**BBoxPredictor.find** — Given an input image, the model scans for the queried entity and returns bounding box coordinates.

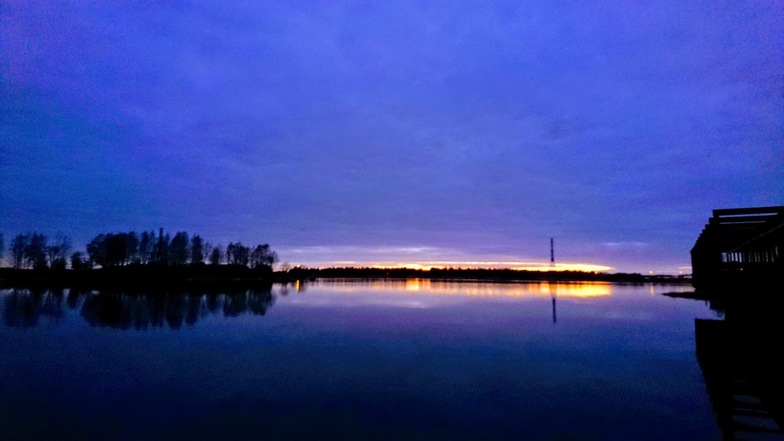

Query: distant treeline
[287,266,692,284]
[0,229,277,271]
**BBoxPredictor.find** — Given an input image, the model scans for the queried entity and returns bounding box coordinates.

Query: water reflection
[317,278,612,298]
[0,280,728,439]
[3,287,68,327]
[2,280,613,329]
[696,296,784,439]
[3,287,277,330]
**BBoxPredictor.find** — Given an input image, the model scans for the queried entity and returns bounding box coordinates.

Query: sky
[1,1,782,274]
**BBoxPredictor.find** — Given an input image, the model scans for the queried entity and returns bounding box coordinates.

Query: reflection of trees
[2,288,276,330]
[3,288,66,327]
[81,289,275,330]
[68,288,92,310]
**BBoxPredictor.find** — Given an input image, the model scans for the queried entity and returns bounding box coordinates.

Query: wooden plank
[710,215,778,225]
[713,206,784,217]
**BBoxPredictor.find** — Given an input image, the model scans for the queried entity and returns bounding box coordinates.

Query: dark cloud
[2,0,782,273]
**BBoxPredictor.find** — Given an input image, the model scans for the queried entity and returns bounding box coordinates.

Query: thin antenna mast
[550,237,557,323]
[550,238,555,267]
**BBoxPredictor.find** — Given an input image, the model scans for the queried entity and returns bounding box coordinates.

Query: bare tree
[153,228,170,265]
[202,242,214,264]
[27,233,48,269]
[125,232,139,264]
[138,230,155,264]
[11,233,29,269]
[46,234,72,269]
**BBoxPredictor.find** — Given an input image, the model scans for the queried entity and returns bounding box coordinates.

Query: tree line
[0,229,277,270]
[1,232,71,270]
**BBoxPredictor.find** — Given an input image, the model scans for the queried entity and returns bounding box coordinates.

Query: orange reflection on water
[405,279,427,291]
[530,282,612,298]
[321,279,612,299]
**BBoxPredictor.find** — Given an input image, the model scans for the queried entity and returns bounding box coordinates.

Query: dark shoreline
[0,265,286,291]
[289,266,693,285]
[0,266,692,290]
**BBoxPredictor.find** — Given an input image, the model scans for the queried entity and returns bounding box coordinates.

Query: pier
[691,206,783,292]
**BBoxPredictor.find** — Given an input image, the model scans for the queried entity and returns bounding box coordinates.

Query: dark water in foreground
[0,280,779,440]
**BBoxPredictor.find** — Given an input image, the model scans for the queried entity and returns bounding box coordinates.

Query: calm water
[0,280,776,440]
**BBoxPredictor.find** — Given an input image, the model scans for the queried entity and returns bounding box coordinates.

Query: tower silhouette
[550,238,555,267]
[550,238,557,323]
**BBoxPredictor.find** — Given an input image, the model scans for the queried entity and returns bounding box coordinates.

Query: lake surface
[0,280,779,440]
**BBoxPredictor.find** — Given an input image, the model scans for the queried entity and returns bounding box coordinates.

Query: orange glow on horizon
[319,278,612,299]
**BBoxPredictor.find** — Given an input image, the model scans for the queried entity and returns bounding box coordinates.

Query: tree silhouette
[226,242,250,266]
[70,251,87,270]
[86,234,107,267]
[27,233,48,269]
[138,230,155,264]
[190,235,204,264]
[202,241,214,264]
[169,231,189,266]
[209,245,223,265]
[46,234,72,268]
[105,233,129,266]
[251,244,278,269]
[125,232,139,264]
[154,228,170,265]
[5,228,279,273]
[11,233,29,269]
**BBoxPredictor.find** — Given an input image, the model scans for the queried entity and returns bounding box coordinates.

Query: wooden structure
[691,206,784,291]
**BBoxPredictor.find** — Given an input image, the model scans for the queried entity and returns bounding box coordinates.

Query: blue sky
[1,1,782,273]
